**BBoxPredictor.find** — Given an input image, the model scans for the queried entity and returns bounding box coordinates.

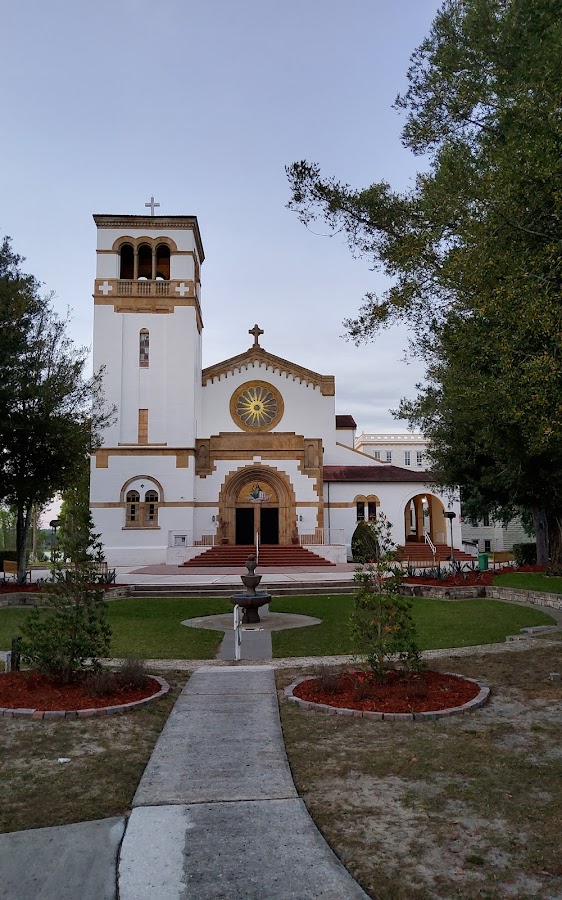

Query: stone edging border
[284,673,490,722]
[0,674,170,719]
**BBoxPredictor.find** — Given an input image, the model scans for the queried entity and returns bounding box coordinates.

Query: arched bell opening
[119,243,134,279]
[137,243,152,280]
[155,244,170,280]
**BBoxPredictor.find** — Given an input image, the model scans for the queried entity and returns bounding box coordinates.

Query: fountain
[230,553,271,624]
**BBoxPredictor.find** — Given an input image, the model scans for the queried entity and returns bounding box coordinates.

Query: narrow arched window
[126,490,140,525]
[120,244,134,279]
[139,329,149,368]
[145,490,159,525]
[155,244,170,280]
[138,243,152,279]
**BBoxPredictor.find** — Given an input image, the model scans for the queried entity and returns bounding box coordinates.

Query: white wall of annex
[324,481,462,555]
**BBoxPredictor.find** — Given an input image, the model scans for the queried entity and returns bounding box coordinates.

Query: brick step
[133,581,356,597]
[181,544,335,568]
[396,543,475,563]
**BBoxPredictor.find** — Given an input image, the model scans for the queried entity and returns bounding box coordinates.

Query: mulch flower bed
[293,669,481,714]
[404,564,544,588]
[0,671,162,711]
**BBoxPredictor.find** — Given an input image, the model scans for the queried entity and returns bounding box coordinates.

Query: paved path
[0,817,125,900]
[119,666,368,899]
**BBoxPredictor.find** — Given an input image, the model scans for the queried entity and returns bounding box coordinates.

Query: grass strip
[494,572,562,594]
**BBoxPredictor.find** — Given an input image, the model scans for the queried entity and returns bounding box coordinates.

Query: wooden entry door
[235,508,254,545]
[260,507,279,544]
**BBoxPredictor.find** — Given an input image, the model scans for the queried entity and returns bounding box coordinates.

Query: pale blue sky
[1,0,443,432]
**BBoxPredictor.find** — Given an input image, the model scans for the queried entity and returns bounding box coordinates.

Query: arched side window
[139,329,149,368]
[355,495,379,522]
[155,244,170,280]
[120,244,134,279]
[123,483,160,528]
[138,243,152,280]
[126,490,140,525]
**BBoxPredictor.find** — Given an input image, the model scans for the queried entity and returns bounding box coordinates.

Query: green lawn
[0,594,555,660]
[0,598,231,660]
[494,572,562,593]
[269,596,555,657]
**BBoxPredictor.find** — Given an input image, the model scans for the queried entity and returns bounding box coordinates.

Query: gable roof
[335,415,357,429]
[202,346,335,396]
[323,465,432,483]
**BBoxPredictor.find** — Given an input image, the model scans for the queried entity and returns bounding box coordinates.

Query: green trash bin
[478,552,489,571]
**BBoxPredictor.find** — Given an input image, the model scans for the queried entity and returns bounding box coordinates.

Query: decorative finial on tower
[145,195,160,216]
[249,324,264,348]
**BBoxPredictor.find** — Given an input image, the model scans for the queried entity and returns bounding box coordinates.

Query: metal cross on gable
[145,195,160,215]
[249,323,264,348]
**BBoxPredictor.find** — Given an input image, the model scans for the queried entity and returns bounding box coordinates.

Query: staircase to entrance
[396,542,475,564]
[181,544,336,568]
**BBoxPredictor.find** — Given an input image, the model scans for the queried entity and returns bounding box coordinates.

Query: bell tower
[92,209,204,446]
[90,205,205,565]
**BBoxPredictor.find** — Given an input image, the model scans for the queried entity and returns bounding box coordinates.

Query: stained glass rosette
[232,382,283,430]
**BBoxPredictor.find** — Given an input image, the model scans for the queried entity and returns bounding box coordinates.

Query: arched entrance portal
[404,494,446,544]
[219,467,296,546]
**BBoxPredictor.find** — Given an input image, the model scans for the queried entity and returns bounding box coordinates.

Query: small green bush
[19,565,111,683]
[351,521,379,562]
[512,542,537,566]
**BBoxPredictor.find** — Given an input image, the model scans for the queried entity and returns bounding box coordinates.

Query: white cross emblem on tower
[175,282,190,297]
[99,280,113,296]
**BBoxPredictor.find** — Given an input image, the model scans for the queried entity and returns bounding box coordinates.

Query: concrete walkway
[119,666,368,899]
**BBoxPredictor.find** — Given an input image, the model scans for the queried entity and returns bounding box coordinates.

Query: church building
[89,210,461,567]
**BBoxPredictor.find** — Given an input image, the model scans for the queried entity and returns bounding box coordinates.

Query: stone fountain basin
[181,611,322,633]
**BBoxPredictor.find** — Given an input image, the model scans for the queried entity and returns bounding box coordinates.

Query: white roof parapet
[355,433,428,443]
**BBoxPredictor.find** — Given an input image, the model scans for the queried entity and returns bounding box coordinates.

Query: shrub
[512,542,537,566]
[117,656,148,689]
[19,564,111,683]
[351,521,379,563]
[351,513,421,681]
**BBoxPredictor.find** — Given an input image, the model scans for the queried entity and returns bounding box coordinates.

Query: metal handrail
[424,530,436,560]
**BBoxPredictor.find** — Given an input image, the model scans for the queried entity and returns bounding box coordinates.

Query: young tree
[0,237,112,581]
[287,0,562,562]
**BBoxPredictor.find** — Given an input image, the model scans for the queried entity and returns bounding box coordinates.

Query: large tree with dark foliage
[287,0,562,563]
[0,236,112,581]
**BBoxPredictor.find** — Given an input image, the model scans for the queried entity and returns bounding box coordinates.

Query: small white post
[255,531,259,564]
[233,604,242,661]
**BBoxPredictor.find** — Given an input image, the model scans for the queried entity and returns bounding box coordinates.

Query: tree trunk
[15,502,32,584]
[547,511,562,566]
[531,507,549,566]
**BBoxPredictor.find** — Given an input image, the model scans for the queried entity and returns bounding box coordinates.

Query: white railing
[118,280,171,296]
[424,530,436,562]
[299,528,345,546]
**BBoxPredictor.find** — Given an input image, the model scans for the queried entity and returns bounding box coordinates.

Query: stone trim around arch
[218,464,298,545]
[110,235,179,254]
[119,475,165,503]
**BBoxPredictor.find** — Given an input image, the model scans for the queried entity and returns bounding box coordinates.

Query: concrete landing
[120,666,368,899]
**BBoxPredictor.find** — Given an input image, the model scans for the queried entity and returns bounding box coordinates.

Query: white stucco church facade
[89,211,461,567]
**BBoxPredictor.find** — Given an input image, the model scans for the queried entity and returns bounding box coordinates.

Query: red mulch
[294,669,480,713]
[0,671,161,710]
[404,564,544,587]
